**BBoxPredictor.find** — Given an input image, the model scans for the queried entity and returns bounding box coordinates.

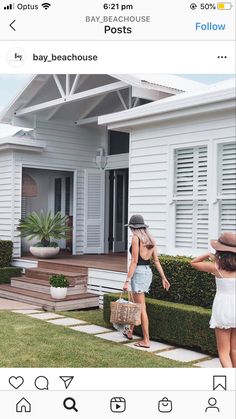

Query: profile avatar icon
[205,397,220,412]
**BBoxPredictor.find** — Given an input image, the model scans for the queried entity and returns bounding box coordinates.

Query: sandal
[134,342,150,348]
[123,331,133,340]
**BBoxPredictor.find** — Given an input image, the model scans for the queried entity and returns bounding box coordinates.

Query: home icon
[16,398,31,413]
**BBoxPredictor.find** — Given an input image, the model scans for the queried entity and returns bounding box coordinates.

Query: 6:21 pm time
[103,3,134,11]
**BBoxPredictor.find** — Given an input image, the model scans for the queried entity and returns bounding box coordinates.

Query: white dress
[210,276,236,329]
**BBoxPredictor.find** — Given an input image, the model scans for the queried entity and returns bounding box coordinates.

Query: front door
[109,169,128,252]
[49,173,73,250]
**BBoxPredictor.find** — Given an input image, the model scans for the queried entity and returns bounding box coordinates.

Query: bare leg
[132,292,150,346]
[230,328,236,368]
[215,328,233,368]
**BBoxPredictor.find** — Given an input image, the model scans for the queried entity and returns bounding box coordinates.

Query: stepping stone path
[125,341,173,352]
[11,309,42,315]
[70,324,111,334]
[11,309,221,367]
[195,358,221,368]
[48,318,87,326]
[157,348,208,363]
[28,313,64,320]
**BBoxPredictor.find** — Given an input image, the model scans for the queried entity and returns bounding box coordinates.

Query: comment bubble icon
[34,376,49,390]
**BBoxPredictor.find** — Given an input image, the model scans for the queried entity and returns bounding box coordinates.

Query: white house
[0,73,212,258]
[0,74,235,309]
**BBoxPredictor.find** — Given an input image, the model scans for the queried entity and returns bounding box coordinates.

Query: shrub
[0,240,13,268]
[104,293,217,356]
[0,267,22,284]
[150,255,216,308]
[49,274,69,288]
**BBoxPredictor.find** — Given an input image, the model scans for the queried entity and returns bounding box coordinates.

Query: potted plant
[49,274,69,299]
[18,211,71,258]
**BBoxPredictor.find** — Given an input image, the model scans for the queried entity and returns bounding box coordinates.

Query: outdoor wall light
[95,147,107,170]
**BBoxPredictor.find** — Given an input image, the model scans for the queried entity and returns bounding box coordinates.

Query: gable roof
[0,74,206,125]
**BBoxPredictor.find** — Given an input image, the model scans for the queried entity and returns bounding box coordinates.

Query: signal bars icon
[42,2,51,9]
[4,3,14,9]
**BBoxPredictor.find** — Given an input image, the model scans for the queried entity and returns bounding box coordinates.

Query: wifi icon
[42,2,51,9]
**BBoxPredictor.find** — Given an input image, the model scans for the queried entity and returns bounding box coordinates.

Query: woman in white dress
[190,232,236,368]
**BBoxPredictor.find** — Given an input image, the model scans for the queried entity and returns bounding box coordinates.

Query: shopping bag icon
[158,397,173,413]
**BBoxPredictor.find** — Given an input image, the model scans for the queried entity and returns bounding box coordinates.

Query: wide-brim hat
[210,232,236,253]
[124,214,149,229]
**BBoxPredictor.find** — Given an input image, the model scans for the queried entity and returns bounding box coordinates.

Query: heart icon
[9,376,24,389]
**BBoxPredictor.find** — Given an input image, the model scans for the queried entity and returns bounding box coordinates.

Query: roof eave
[98,85,236,129]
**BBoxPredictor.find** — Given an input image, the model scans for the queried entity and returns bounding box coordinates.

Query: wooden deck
[21,253,127,273]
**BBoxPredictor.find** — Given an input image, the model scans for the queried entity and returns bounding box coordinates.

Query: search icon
[63,397,78,412]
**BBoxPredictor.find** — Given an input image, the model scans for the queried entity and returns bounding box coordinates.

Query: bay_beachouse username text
[32,53,99,62]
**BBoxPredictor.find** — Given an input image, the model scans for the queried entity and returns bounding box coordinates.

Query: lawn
[0,311,192,368]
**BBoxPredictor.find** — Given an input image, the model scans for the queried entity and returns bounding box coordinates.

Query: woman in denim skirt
[123,214,170,348]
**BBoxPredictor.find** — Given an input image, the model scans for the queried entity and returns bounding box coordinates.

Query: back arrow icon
[10,20,16,31]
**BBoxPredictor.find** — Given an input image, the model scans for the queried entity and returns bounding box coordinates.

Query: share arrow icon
[60,376,74,389]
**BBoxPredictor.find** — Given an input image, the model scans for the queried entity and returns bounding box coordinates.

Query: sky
[0,73,234,136]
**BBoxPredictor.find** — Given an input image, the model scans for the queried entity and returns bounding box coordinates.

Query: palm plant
[18,211,71,247]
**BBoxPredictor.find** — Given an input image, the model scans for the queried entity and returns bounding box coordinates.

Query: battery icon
[217,2,233,9]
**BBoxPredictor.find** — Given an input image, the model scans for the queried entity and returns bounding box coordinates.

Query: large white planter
[30,246,60,259]
[50,287,68,300]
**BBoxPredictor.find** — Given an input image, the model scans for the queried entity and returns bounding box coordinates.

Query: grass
[0,311,192,368]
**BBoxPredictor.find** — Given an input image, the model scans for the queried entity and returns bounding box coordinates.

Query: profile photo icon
[205,398,220,413]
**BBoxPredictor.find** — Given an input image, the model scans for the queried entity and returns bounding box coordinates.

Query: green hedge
[104,293,217,356]
[150,255,215,308]
[0,267,22,284]
[0,240,13,268]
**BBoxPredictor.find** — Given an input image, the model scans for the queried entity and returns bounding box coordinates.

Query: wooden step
[0,284,99,311]
[11,277,87,296]
[25,268,87,285]
[38,260,88,274]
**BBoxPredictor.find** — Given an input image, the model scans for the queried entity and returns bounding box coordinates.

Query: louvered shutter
[84,169,105,253]
[174,146,208,249]
[175,148,194,196]
[218,142,236,232]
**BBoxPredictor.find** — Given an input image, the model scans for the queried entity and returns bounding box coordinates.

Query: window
[109,130,129,155]
[174,146,208,248]
[218,142,236,232]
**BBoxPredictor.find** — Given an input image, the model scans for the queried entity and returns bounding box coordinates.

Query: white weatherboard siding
[10,121,106,257]
[0,151,14,242]
[129,110,236,255]
[88,268,127,307]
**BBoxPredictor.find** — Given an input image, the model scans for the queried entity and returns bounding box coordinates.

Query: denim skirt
[131,265,152,294]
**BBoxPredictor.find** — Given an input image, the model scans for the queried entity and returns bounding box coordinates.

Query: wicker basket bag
[110,292,141,326]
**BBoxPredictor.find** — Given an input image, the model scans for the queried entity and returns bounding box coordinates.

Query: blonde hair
[130,227,155,249]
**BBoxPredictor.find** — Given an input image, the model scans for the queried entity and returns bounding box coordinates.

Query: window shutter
[197,146,208,197]
[220,200,236,232]
[175,148,194,196]
[175,202,193,247]
[84,169,105,253]
[219,142,236,196]
[174,146,208,249]
[196,201,209,248]
[218,142,236,232]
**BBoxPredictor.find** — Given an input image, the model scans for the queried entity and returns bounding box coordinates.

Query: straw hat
[124,214,149,229]
[211,232,236,253]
